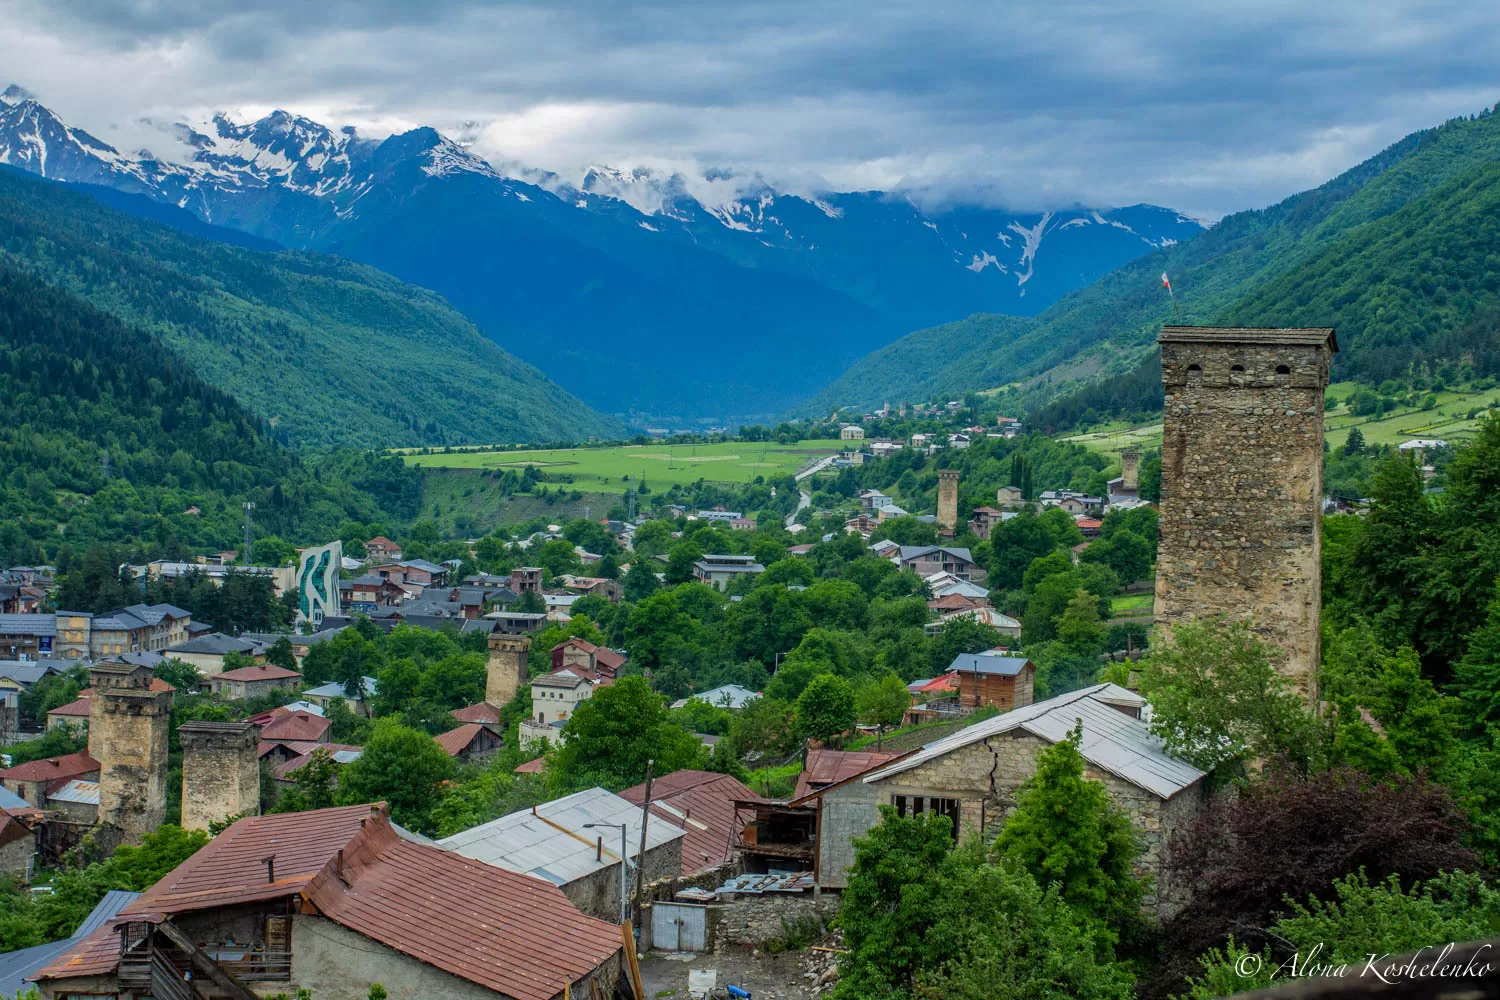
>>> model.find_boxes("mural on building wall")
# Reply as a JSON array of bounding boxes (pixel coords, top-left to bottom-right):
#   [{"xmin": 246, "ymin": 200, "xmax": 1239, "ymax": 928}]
[{"xmin": 296, "ymin": 540, "xmax": 342, "ymax": 627}]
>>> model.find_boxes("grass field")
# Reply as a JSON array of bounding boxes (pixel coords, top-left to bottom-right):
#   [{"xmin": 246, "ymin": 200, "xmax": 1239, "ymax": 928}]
[{"xmin": 401, "ymin": 440, "xmax": 844, "ymax": 489}]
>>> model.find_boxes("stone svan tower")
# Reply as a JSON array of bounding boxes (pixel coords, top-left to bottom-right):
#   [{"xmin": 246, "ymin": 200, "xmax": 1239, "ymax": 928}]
[
  {"xmin": 487, "ymin": 633, "xmax": 530, "ymax": 708},
  {"xmin": 1121, "ymin": 448, "xmax": 1141, "ymax": 492},
  {"xmin": 936, "ymin": 470, "xmax": 960, "ymax": 532},
  {"xmin": 179, "ymin": 720, "xmax": 259, "ymax": 831},
  {"xmin": 90, "ymin": 661, "xmax": 173, "ymax": 845},
  {"xmin": 1154, "ymin": 326, "xmax": 1337, "ymax": 702}
]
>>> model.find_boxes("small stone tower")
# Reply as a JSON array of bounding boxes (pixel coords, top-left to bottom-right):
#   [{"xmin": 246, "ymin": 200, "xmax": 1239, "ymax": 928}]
[
  {"xmin": 89, "ymin": 662, "xmax": 173, "ymax": 845},
  {"xmin": 179, "ymin": 721, "xmax": 259, "ymax": 831},
  {"xmin": 1120, "ymin": 448, "xmax": 1141, "ymax": 493},
  {"xmin": 1154, "ymin": 326, "xmax": 1337, "ymax": 702},
  {"xmin": 487, "ymin": 633, "xmax": 531, "ymax": 708},
  {"xmin": 936, "ymin": 470, "xmax": 960, "ymax": 532}
]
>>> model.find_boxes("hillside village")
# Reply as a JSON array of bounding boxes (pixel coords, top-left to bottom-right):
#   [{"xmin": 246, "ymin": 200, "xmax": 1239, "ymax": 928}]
[{"xmin": 0, "ymin": 319, "xmax": 1494, "ymax": 999}]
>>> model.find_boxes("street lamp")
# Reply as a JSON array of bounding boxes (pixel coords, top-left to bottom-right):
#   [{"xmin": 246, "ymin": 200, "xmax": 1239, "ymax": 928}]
[{"xmin": 583, "ymin": 821, "xmax": 630, "ymax": 925}]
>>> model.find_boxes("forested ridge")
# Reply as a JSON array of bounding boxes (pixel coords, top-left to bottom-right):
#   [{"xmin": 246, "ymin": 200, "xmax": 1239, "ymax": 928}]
[
  {"xmin": 0, "ymin": 165, "xmax": 622, "ymax": 449},
  {"xmin": 0, "ymin": 264, "xmax": 421, "ymax": 564}
]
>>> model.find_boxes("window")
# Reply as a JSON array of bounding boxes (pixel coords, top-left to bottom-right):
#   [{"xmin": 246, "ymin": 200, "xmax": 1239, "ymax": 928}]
[
  {"xmin": 1230, "ymin": 364, "xmax": 1244, "ymax": 372},
  {"xmin": 1276, "ymin": 364, "xmax": 1291, "ymax": 374},
  {"xmin": 891, "ymin": 795, "xmax": 962, "ymax": 840}
]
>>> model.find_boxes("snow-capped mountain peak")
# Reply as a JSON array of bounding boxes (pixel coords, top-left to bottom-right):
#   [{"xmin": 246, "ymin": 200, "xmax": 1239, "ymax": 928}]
[{"xmin": 1, "ymin": 83, "xmax": 35, "ymax": 107}]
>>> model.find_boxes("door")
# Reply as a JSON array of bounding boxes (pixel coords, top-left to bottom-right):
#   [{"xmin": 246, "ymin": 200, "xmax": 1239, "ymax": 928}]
[{"xmin": 651, "ymin": 902, "xmax": 708, "ymax": 952}]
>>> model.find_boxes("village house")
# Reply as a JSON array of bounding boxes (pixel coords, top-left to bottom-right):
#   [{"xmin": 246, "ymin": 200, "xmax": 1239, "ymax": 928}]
[
  {"xmin": 440, "ymin": 787, "xmax": 686, "ymax": 922},
  {"xmin": 32, "ymin": 804, "xmax": 625, "ymax": 1000},
  {"xmin": 925, "ymin": 606, "xmax": 1022, "ymax": 639},
  {"xmin": 361, "ymin": 536, "xmax": 402, "ymax": 563},
  {"xmin": 434, "ymin": 722, "xmax": 503, "ymax": 765},
  {"xmin": 509, "ymin": 566, "xmax": 544, "ymax": 594},
  {"xmin": 994, "ymin": 484, "xmax": 1026, "ymax": 508},
  {"xmin": 301, "ymin": 677, "xmax": 378, "ymax": 717},
  {"xmin": 559, "ymin": 575, "xmax": 624, "ymax": 603},
  {"xmin": 620, "ymin": 770, "xmax": 764, "ymax": 875},
  {"xmin": 894, "ymin": 545, "xmax": 986, "ymax": 584},
  {"xmin": 967, "ymin": 505, "xmax": 1012, "ymax": 540},
  {"xmin": 793, "ymin": 684, "xmax": 1207, "ymax": 915},
  {"xmin": 1, "ymin": 605, "xmax": 193, "ymax": 661},
  {"xmin": 0, "ymin": 751, "xmax": 99, "ymax": 810},
  {"xmin": 670, "ymin": 683, "xmax": 759, "ymax": 711},
  {"xmin": 208, "ymin": 664, "xmax": 302, "ymax": 701},
  {"xmin": 528, "ymin": 669, "xmax": 594, "ymax": 735},
  {"xmin": 944, "ymin": 650, "xmax": 1035, "ymax": 711},
  {"xmin": 549, "ymin": 637, "xmax": 626, "ymax": 682},
  {"xmin": 692, "ymin": 554, "xmax": 766, "ymax": 591},
  {"xmin": 162, "ymin": 632, "xmax": 266, "ymax": 678},
  {"xmin": 339, "ymin": 574, "xmax": 405, "ymax": 611},
  {"xmin": 255, "ymin": 708, "xmax": 333, "ymax": 744}
]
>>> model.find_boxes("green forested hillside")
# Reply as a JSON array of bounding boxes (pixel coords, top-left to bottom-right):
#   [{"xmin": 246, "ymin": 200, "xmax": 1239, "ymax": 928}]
[
  {"xmin": 801, "ymin": 106, "xmax": 1500, "ymax": 416},
  {"xmin": 0, "ymin": 167, "xmax": 623, "ymax": 448},
  {"xmin": 0, "ymin": 264, "xmax": 419, "ymax": 563}
]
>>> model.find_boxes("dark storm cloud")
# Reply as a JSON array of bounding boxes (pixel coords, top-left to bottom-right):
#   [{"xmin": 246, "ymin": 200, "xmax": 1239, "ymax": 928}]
[{"xmin": 5, "ymin": 0, "xmax": 1498, "ymax": 218}]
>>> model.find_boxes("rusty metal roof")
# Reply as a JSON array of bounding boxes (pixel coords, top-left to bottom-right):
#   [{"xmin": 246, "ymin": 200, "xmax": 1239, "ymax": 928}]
[
  {"xmin": 452, "ymin": 702, "xmax": 501, "ymax": 725},
  {"xmin": 793, "ymin": 749, "xmax": 901, "ymax": 800},
  {"xmin": 0, "ymin": 752, "xmax": 99, "ymax": 783},
  {"xmin": 433, "ymin": 723, "xmax": 488, "ymax": 757},
  {"xmin": 257, "ymin": 710, "xmax": 332, "ymax": 743},
  {"xmin": 620, "ymin": 770, "xmax": 764, "ymax": 875}
]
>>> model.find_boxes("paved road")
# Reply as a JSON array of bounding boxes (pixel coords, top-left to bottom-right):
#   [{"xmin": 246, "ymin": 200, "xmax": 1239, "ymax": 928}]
[{"xmin": 784, "ymin": 488, "xmax": 811, "ymax": 529}]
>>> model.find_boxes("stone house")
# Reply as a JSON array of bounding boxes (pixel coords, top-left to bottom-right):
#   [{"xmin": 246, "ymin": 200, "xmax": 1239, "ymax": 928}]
[
  {"xmin": 896, "ymin": 546, "xmax": 986, "ymax": 584},
  {"xmin": 208, "ymin": 663, "xmax": 302, "ymax": 701},
  {"xmin": 363, "ymin": 535, "xmax": 403, "ymax": 562},
  {"xmin": 32, "ymin": 804, "xmax": 623, "ymax": 1000},
  {"xmin": 549, "ymin": 637, "xmax": 626, "ymax": 681},
  {"xmin": 301, "ymin": 677, "xmax": 377, "ymax": 717},
  {"xmin": 0, "ymin": 752, "xmax": 100, "ymax": 809},
  {"xmin": 0, "ymin": 808, "xmax": 39, "ymax": 876},
  {"xmin": 531, "ymin": 669, "xmax": 595, "ymax": 726},
  {"xmin": 45, "ymin": 696, "xmax": 92, "ymax": 733},
  {"xmin": 793, "ymin": 683, "xmax": 1207, "ymax": 915},
  {"xmin": 620, "ymin": 770, "xmax": 764, "ymax": 875},
  {"xmin": 440, "ymin": 787, "xmax": 686, "ymax": 922}
]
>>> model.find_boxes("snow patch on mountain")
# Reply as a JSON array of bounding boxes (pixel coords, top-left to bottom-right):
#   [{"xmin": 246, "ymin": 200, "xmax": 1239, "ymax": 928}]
[{"xmin": 1006, "ymin": 211, "xmax": 1054, "ymax": 288}]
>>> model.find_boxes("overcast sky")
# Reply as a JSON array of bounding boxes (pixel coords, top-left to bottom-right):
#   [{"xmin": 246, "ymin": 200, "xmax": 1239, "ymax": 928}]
[{"xmin": 4, "ymin": 0, "xmax": 1497, "ymax": 220}]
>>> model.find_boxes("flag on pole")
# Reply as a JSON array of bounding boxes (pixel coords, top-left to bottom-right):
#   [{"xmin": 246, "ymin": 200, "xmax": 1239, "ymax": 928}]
[{"xmin": 1161, "ymin": 272, "xmax": 1173, "ymax": 295}]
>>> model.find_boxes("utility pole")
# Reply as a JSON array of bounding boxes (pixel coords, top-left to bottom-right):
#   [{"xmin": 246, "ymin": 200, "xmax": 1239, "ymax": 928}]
[
  {"xmin": 242, "ymin": 502, "xmax": 255, "ymax": 566},
  {"xmin": 633, "ymin": 759, "xmax": 654, "ymax": 923}
]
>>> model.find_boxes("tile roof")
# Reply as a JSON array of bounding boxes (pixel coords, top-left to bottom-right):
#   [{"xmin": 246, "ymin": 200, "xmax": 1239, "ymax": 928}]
[
  {"xmin": 793, "ymin": 749, "xmax": 901, "ymax": 800},
  {"xmin": 433, "ymin": 723, "xmax": 488, "ymax": 757},
  {"xmin": 862, "ymin": 683, "xmax": 1205, "ymax": 800},
  {"xmin": 619, "ymin": 770, "xmax": 764, "ymax": 874},
  {"xmin": 440, "ymin": 787, "xmax": 686, "ymax": 885},
  {"xmin": 39, "ymin": 806, "xmax": 622, "ymax": 1000},
  {"xmin": 0, "ymin": 751, "xmax": 100, "ymax": 784}
]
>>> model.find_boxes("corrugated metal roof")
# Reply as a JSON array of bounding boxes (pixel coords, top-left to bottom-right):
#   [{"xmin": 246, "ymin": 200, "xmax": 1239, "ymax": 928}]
[
  {"xmin": 49, "ymin": 780, "xmax": 99, "ymax": 805},
  {"xmin": 862, "ymin": 683, "xmax": 1204, "ymax": 800},
  {"xmin": 2, "ymin": 891, "xmax": 139, "ymax": 993},
  {"xmin": 620, "ymin": 770, "xmax": 764, "ymax": 875},
  {"xmin": 440, "ymin": 787, "xmax": 686, "ymax": 884},
  {"xmin": 947, "ymin": 651, "xmax": 1030, "ymax": 676},
  {"xmin": 0, "ymin": 752, "xmax": 99, "ymax": 783},
  {"xmin": 794, "ymin": 749, "xmax": 902, "ymax": 800}
]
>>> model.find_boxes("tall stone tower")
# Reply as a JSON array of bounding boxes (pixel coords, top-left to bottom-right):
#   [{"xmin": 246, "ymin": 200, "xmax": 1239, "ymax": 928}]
[
  {"xmin": 1120, "ymin": 448, "xmax": 1141, "ymax": 493},
  {"xmin": 487, "ymin": 633, "xmax": 531, "ymax": 708},
  {"xmin": 179, "ymin": 721, "xmax": 259, "ymax": 831},
  {"xmin": 89, "ymin": 662, "xmax": 173, "ymax": 845},
  {"xmin": 1154, "ymin": 326, "xmax": 1337, "ymax": 701},
  {"xmin": 936, "ymin": 470, "xmax": 960, "ymax": 533}
]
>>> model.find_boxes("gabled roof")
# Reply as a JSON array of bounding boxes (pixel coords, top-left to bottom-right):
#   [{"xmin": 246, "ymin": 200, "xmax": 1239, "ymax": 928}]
[
  {"xmin": 165, "ymin": 632, "xmax": 263, "ymax": 656},
  {"xmin": 303, "ymin": 677, "xmax": 377, "ymax": 700},
  {"xmin": 434, "ymin": 723, "xmax": 491, "ymax": 757},
  {"xmin": 452, "ymin": 702, "xmax": 501, "ymax": 725},
  {"xmin": 620, "ymin": 770, "xmax": 764, "ymax": 874},
  {"xmin": 257, "ymin": 710, "xmax": 332, "ymax": 743},
  {"xmin": 862, "ymin": 683, "xmax": 1205, "ymax": 800},
  {"xmin": 440, "ymin": 786, "xmax": 686, "ymax": 885},
  {"xmin": 0, "ymin": 891, "xmax": 138, "ymax": 996},
  {"xmin": 0, "ymin": 751, "xmax": 99, "ymax": 783},
  {"xmin": 947, "ymin": 651, "xmax": 1031, "ymax": 676},
  {"xmin": 46, "ymin": 696, "xmax": 92, "ymax": 718},
  {"xmin": 794, "ymin": 748, "xmax": 902, "ymax": 800},
  {"xmin": 211, "ymin": 664, "xmax": 301, "ymax": 683}
]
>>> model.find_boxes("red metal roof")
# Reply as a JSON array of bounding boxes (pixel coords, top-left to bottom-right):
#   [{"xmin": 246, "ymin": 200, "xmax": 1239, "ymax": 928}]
[
  {"xmin": 452, "ymin": 702, "xmax": 501, "ymax": 725},
  {"xmin": 513, "ymin": 756, "xmax": 547, "ymax": 774},
  {"xmin": 0, "ymin": 751, "xmax": 100, "ymax": 784},
  {"xmin": 46, "ymin": 697, "xmax": 92, "ymax": 718},
  {"xmin": 270, "ymin": 745, "xmax": 364, "ymax": 781},
  {"xmin": 212, "ymin": 664, "xmax": 302, "ymax": 682},
  {"xmin": 34, "ymin": 924, "xmax": 121, "ymax": 978},
  {"xmin": 257, "ymin": 710, "xmax": 331, "ymax": 743},
  {"xmin": 433, "ymin": 723, "xmax": 486, "ymax": 757},
  {"xmin": 793, "ymin": 749, "xmax": 901, "ymax": 800},
  {"xmin": 620, "ymin": 770, "xmax": 764, "ymax": 875}
]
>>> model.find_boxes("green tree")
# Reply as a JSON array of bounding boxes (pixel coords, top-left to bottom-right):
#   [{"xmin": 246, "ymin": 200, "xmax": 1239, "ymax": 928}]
[
  {"xmin": 1138, "ymin": 618, "xmax": 1320, "ymax": 775},
  {"xmin": 1342, "ymin": 425, "xmax": 1366, "ymax": 456},
  {"xmin": 271, "ymin": 748, "xmax": 341, "ymax": 813},
  {"xmin": 337, "ymin": 718, "xmax": 455, "ymax": 834},
  {"xmin": 514, "ymin": 588, "xmax": 546, "ymax": 614},
  {"xmin": 795, "ymin": 673, "xmax": 857, "ymax": 747},
  {"xmin": 730, "ymin": 695, "xmax": 798, "ymax": 758},
  {"xmin": 855, "ymin": 672, "xmax": 911, "ymax": 750},
  {"xmin": 622, "ymin": 561, "xmax": 661, "ymax": 601},
  {"xmin": 550, "ymin": 676, "xmax": 703, "ymax": 791},
  {"xmin": 265, "ymin": 637, "xmax": 298, "ymax": 672},
  {"xmin": 664, "ymin": 540, "xmax": 704, "ymax": 585},
  {"xmin": 994, "ymin": 725, "xmax": 1143, "ymax": 943},
  {"xmin": 1055, "ymin": 588, "xmax": 1105, "ymax": 656},
  {"xmin": 1455, "ymin": 586, "xmax": 1500, "ymax": 729}
]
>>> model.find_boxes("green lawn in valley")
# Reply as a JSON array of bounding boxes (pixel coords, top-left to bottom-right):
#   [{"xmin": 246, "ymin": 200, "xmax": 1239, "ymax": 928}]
[
  {"xmin": 1322, "ymin": 381, "xmax": 1500, "ymax": 449},
  {"xmin": 399, "ymin": 439, "xmax": 845, "ymax": 489},
  {"xmin": 1062, "ymin": 423, "xmax": 1163, "ymax": 463},
  {"xmin": 1110, "ymin": 592, "xmax": 1155, "ymax": 614}
]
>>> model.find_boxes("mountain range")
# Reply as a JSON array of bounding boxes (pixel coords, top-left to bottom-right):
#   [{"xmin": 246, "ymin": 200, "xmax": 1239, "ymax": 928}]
[
  {"xmin": 805, "ymin": 104, "xmax": 1500, "ymax": 421},
  {"xmin": 0, "ymin": 85, "xmax": 1201, "ymax": 423}
]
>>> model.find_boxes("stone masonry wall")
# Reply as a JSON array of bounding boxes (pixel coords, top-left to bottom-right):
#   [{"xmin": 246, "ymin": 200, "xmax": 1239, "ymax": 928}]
[
  {"xmin": 937, "ymin": 470, "xmax": 959, "ymax": 531},
  {"xmin": 486, "ymin": 634, "xmax": 528, "ymax": 708},
  {"xmin": 713, "ymin": 894, "xmax": 839, "ymax": 950},
  {"xmin": 91, "ymin": 669, "xmax": 171, "ymax": 846},
  {"xmin": 867, "ymin": 733, "xmax": 1200, "ymax": 916},
  {"xmin": 180, "ymin": 721, "xmax": 260, "ymax": 832},
  {"xmin": 1155, "ymin": 333, "xmax": 1332, "ymax": 701}
]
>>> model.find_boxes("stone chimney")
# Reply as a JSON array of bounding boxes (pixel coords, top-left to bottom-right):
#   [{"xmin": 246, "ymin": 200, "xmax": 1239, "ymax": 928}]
[
  {"xmin": 1121, "ymin": 448, "xmax": 1141, "ymax": 492},
  {"xmin": 179, "ymin": 721, "xmax": 259, "ymax": 831},
  {"xmin": 89, "ymin": 662, "xmax": 172, "ymax": 845},
  {"xmin": 486, "ymin": 633, "xmax": 531, "ymax": 708},
  {"xmin": 1154, "ymin": 326, "xmax": 1337, "ymax": 703},
  {"xmin": 936, "ymin": 470, "xmax": 960, "ymax": 532}
]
